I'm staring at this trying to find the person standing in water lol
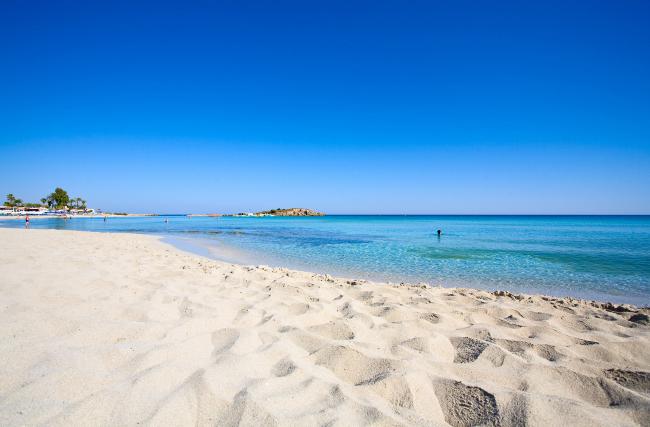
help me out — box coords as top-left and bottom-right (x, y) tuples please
(437, 229), (442, 237)
(25, 214), (30, 228)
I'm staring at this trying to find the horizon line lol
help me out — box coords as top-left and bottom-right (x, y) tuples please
(157, 213), (650, 216)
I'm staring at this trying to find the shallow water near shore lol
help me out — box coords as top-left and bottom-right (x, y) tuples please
(3, 215), (649, 305)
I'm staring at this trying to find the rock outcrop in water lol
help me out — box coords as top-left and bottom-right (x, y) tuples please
(223, 208), (325, 217)
(256, 208), (325, 216)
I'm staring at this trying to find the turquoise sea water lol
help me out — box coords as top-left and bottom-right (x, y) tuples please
(3, 215), (649, 305)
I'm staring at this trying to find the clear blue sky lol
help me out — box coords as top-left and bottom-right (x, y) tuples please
(1, 0), (649, 214)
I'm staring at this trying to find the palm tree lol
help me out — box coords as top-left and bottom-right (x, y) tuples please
(40, 198), (47, 207)
(5, 194), (16, 207)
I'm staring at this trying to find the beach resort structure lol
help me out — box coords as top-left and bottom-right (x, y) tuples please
(0, 205), (96, 216)
(0, 206), (49, 215)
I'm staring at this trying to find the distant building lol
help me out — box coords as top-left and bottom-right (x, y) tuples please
(24, 207), (49, 214)
(0, 206), (17, 215)
(0, 206), (49, 215)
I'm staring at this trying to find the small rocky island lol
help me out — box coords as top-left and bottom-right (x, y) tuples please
(257, 208), (325, 216)
(226, 208), (325, 217)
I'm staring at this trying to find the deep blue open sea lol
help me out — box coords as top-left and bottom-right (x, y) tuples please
(2, 215), (649, 305)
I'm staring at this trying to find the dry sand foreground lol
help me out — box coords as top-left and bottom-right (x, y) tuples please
(0, 229), (648, 426)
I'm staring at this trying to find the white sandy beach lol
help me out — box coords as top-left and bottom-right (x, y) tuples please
(0, 228), (648, 426)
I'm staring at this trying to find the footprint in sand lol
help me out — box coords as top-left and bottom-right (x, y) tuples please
(364, 375), (414, 410)
(400, 337), (430, 353)
(433, 379), (499, 427)
(450, 337), (488, 363)
(495, 338), (533, 358)
(211, 328), (240, 355)
(337, 302), (355, 319)
(419, 312), (440, 324)
(494, 339), (562, 362)
(288, 303), (310, 315)
(271, 358), (296, 377)
(533, 344), (562, 361)
(354, 290), (374, 302)
(311, 345), (399, 386)
(604, 369), (650, 394)
(308, 320), (355, 340)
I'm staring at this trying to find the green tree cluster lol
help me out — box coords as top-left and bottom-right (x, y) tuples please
(3, 193), (23, 207)
(4, 188), (88, 211)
